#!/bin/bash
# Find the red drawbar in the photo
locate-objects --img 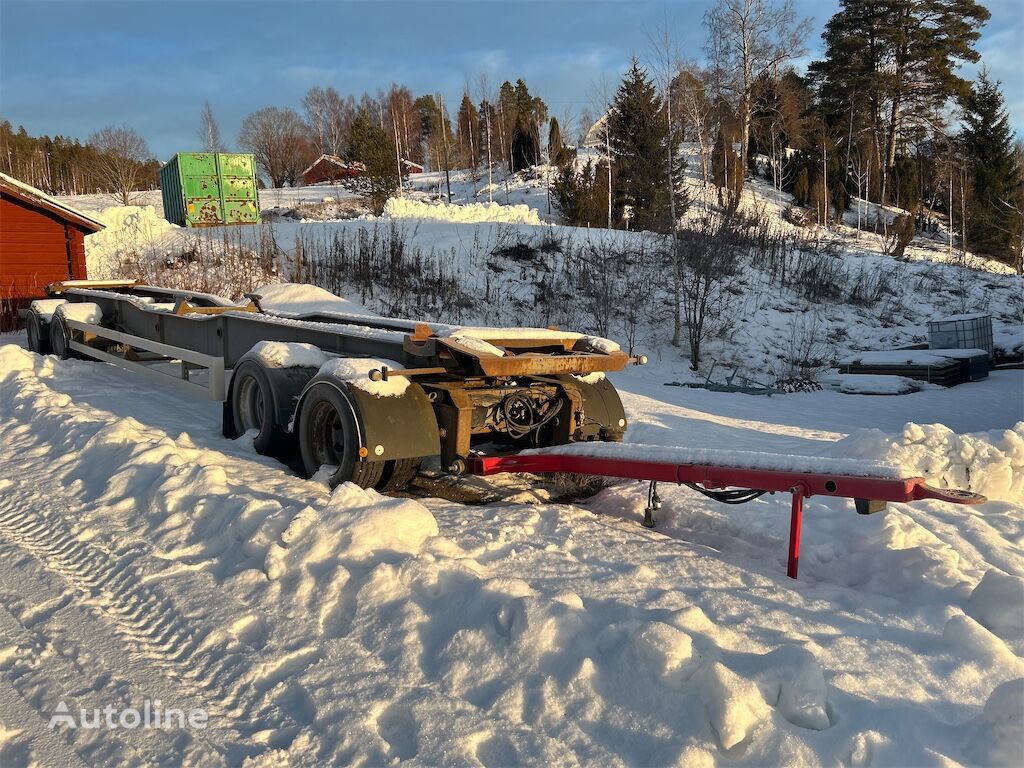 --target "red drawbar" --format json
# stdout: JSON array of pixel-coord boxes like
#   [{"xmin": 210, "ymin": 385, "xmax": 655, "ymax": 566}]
[{"xmin": 466, "ymin": 452, "xmax": 986, "ymax": 580}]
